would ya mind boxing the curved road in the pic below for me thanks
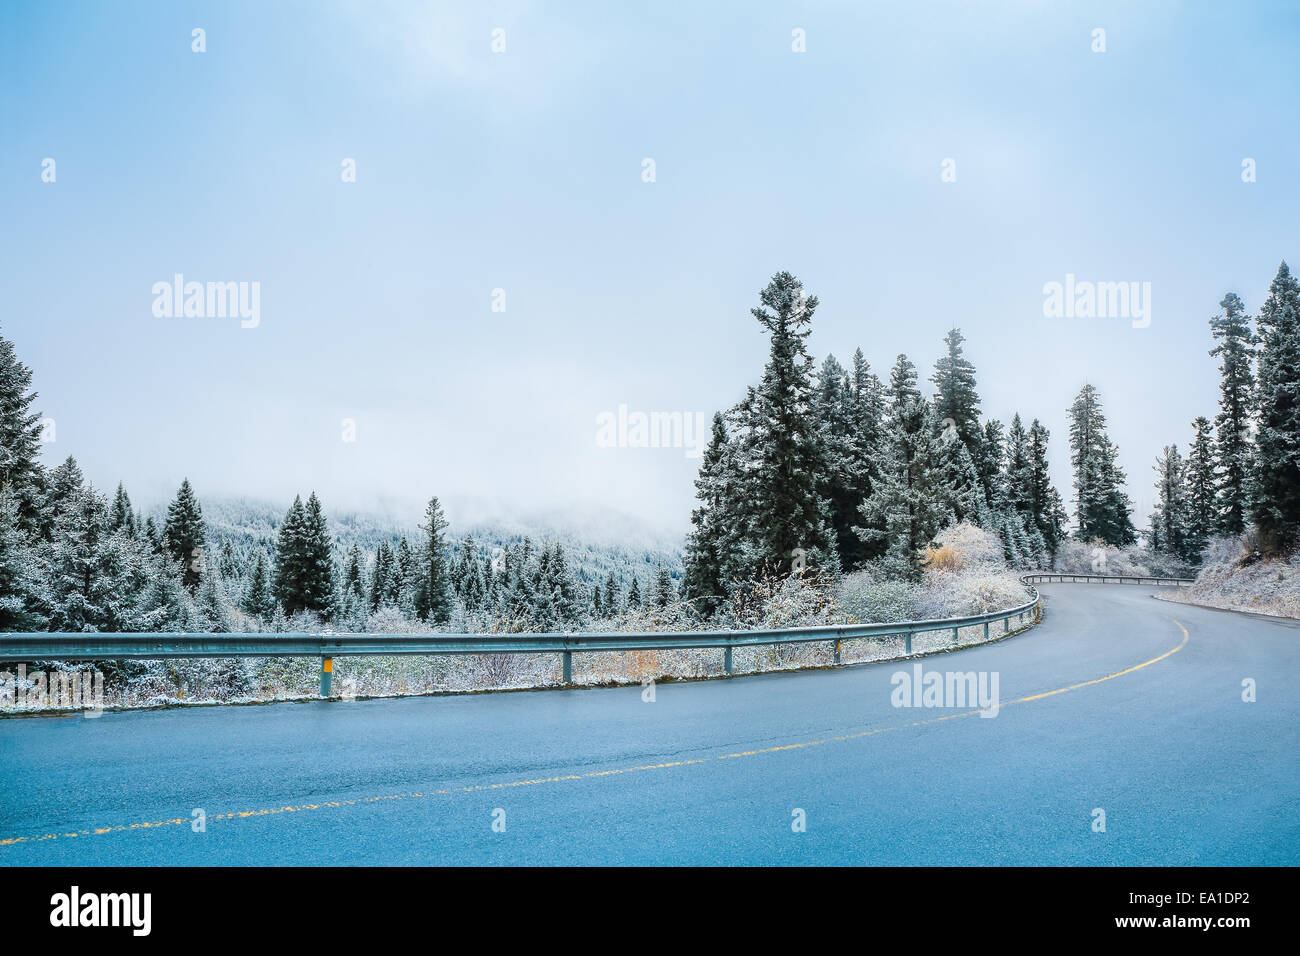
[1,583,1297,865]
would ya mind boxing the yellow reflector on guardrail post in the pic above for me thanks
[320,657,333,697]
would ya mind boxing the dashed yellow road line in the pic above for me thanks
[0,621,1190,850]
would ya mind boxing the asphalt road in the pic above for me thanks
[1,583,1296,865]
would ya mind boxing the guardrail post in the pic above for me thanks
[952,626,959,645]
[983,622,989,641]
[1003,616,1010,633]
[833,640,841,665]
[724,645,733,675]
[562,650,573,685]
[319,657,333,697]
[905,632,913,654]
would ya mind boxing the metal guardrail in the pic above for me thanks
[1,589,1042,696]
[0,573,1197,697]
[1021,572,1195,586]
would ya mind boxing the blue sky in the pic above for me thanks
[2,0,1298,534]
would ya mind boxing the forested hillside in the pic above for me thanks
[3,260,1299,649]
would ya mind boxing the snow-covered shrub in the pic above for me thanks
[1052,538,1191,577]
[718,569,838,630]
[834,526,1032,623]
[933,522,1005,567]
[834,567,916,623]
[912,568,1031,619]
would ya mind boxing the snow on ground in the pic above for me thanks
[1163,534,1300,618]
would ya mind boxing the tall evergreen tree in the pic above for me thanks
[1003,414,1033,513]
[44,487,113,631]
[603,571,619,613]
[978,419,1004,509]
[856,355,948,575]
[241,550,273,619]
[1209,291,1256,534]
[683,413,740,614]
[0,328,48,537]
[392,536,415,610]
[650,565,675,607]
[143,515,161,553]
[1027,419,1068,562]
[109,482,135,534]
[295,492,335,616]
[1067,385,1136,546]
[369,540,393,611]
[343,543,365,601]
[931,328,983,451]
[814,354,864,567]
[46,456,85,520]
[931,328,990,498]
[163,478,206,590]
[844,348,886,563]
[1249,261,1300,547]
[745,272,834,572]
[415,496,453,623]
[0,493,43,629]
[1150,445,1188,558]
[1184,416,1217,560]
[273,495,311,615]
[196,572,231,632]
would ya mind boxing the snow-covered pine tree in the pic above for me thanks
[414,496,453,624]
[844,348,886,565]
[0,492,44,629]
[931,328,988,496]
[0,328,48,538]
[1027,419,1067,563]
[295,492,335,617]
[343,543,365,602]
[143,515,161,553]
[683,412,739,615]
[1099,442,1138,546]
[603,570,619,613]
[455,537,486,610]
[1003,414,1033,515]
[978,418,1004,512]
[934,426,986,526]
[110,482,135,534]
[856,354,948,576]
[1249,262,1300,549]
[273,495,308,613]
[196,571,231,632]
[551,544,586,623]
[369,540,393,610]
[1150,445,1189,559]
[46,456,85,522]
[138,550,194,632]
[163,478,206,591]
[813,354,865,568]
[745,272,834,572]
[43,486,112,631]
[1209,292,1256,535]
[651,565,675,607]
[392,536,415,611]
[1184,416,1217,561]
[627,576,642,608]
[241,550,273,619]
[1068,385,1137,546]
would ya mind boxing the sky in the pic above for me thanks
[2,0,1298,536]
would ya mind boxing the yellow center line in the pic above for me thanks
[0,621,1190,849]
